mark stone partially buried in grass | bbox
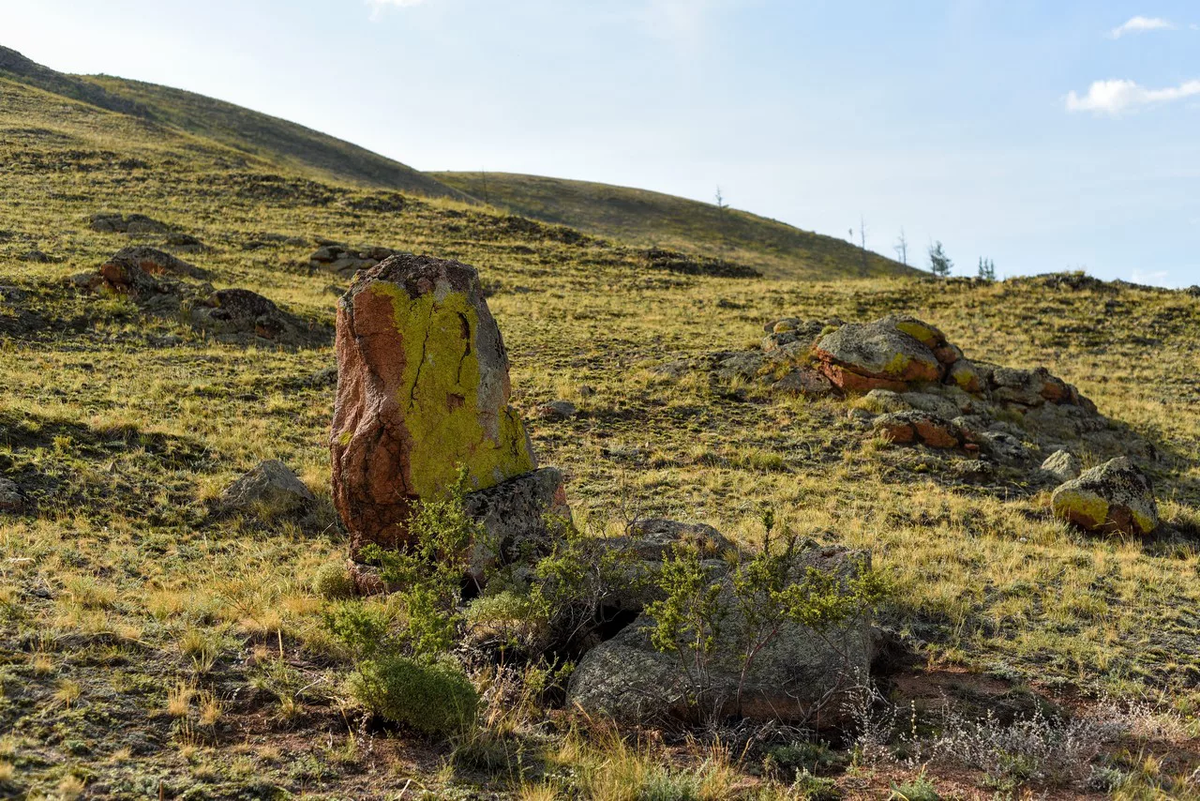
[330,254,538,557]
[1051,457,1158,536]
[215,459,315,519]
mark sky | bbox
[3,0,1198,286]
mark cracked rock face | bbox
[330,254,537,557]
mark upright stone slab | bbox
[331,254,537,556]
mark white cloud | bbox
[1066,78,1200,114]
[1110,16,1175,38]
[1132,269,1172,287]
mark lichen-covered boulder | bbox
[215,459,314,518]
[1051,457,1158,535]
[566,546,876,726]
[813,316,944,393]
[331,254,538,557]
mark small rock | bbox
[18,250,55,263]
[1051,457,1158,536]
[1041,450,1082,483]
[0,478,26,513]
[773,368,836,398]
[215,460,314,518]
[535,400,577,421]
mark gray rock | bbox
[813,315,944,390]
[978,430,1030,463]
[567,546,876,725]
[535,400,577,421]
[0,478,25,513]
[465,467,570,575]
[616,518,734,561]
[1041,450,1082,483]
[1051,457,1158,535]
[215,460,314,518]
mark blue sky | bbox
[4,0,1198,285]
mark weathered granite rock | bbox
[89,212,170,234]
[566,546,876,725]
[1051,457,1158,535]
[1041,450,1082,483]
[215,460,314,518]
[331,255,538,557]
[773,368,836,398]
[465,467,570,573]
[874,411,963,449]
[534,400,577,421]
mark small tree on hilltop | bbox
[977,257,996,281]
[928,241,952,277]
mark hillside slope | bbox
[0,44,468,201]
[433,171,917,279]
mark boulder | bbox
[330,254,538,557]
[215,460,315,518]
[1051,457,1158,535]
[465,467,570,575]
[190,288,312,345]
[0,478,25,513]
[1041,450,1082,483]
[566,546,876,726]
[813,316,943,393]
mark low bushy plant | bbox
[349,654,479,737]
[312,561,356,600]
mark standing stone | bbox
[331,255,537,556]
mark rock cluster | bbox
[308,242,408,278]
[67,248,327,347]
[667,312,1161,534]
[329,254,556,559]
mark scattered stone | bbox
[578,385,597,398]
[89,212,171,234]
[214,459,314,518]
[567,546,876,725]
[308,243,408,277]
[18,250,56,263]
[1041,450,1082,483]
[164,232,206,252]
[535,400,577,421]
[330,254,539,558]
[773,368,836,398]
[102,246,210,280]
[0,478,25,513]
[616,519,734,561]
[1051,457,1158,536]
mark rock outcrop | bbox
[330,254,541,558]
[0,478,25,514]
[1051,457,1158,535]
[102,246,210,280]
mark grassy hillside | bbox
[0,44,467,202]
[433,171,918,280]
[3,49,1200,799]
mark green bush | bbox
[349,654,478,738]
[313,561,356,600]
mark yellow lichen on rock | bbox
[373,282,536,498]
[1051,488,1110,530]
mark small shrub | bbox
[323,600,392,660]
[791,770,841,801]
[313,561,356,600]
[349,654,478,738]
[889,770,939,801]
[765,740,843,777]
